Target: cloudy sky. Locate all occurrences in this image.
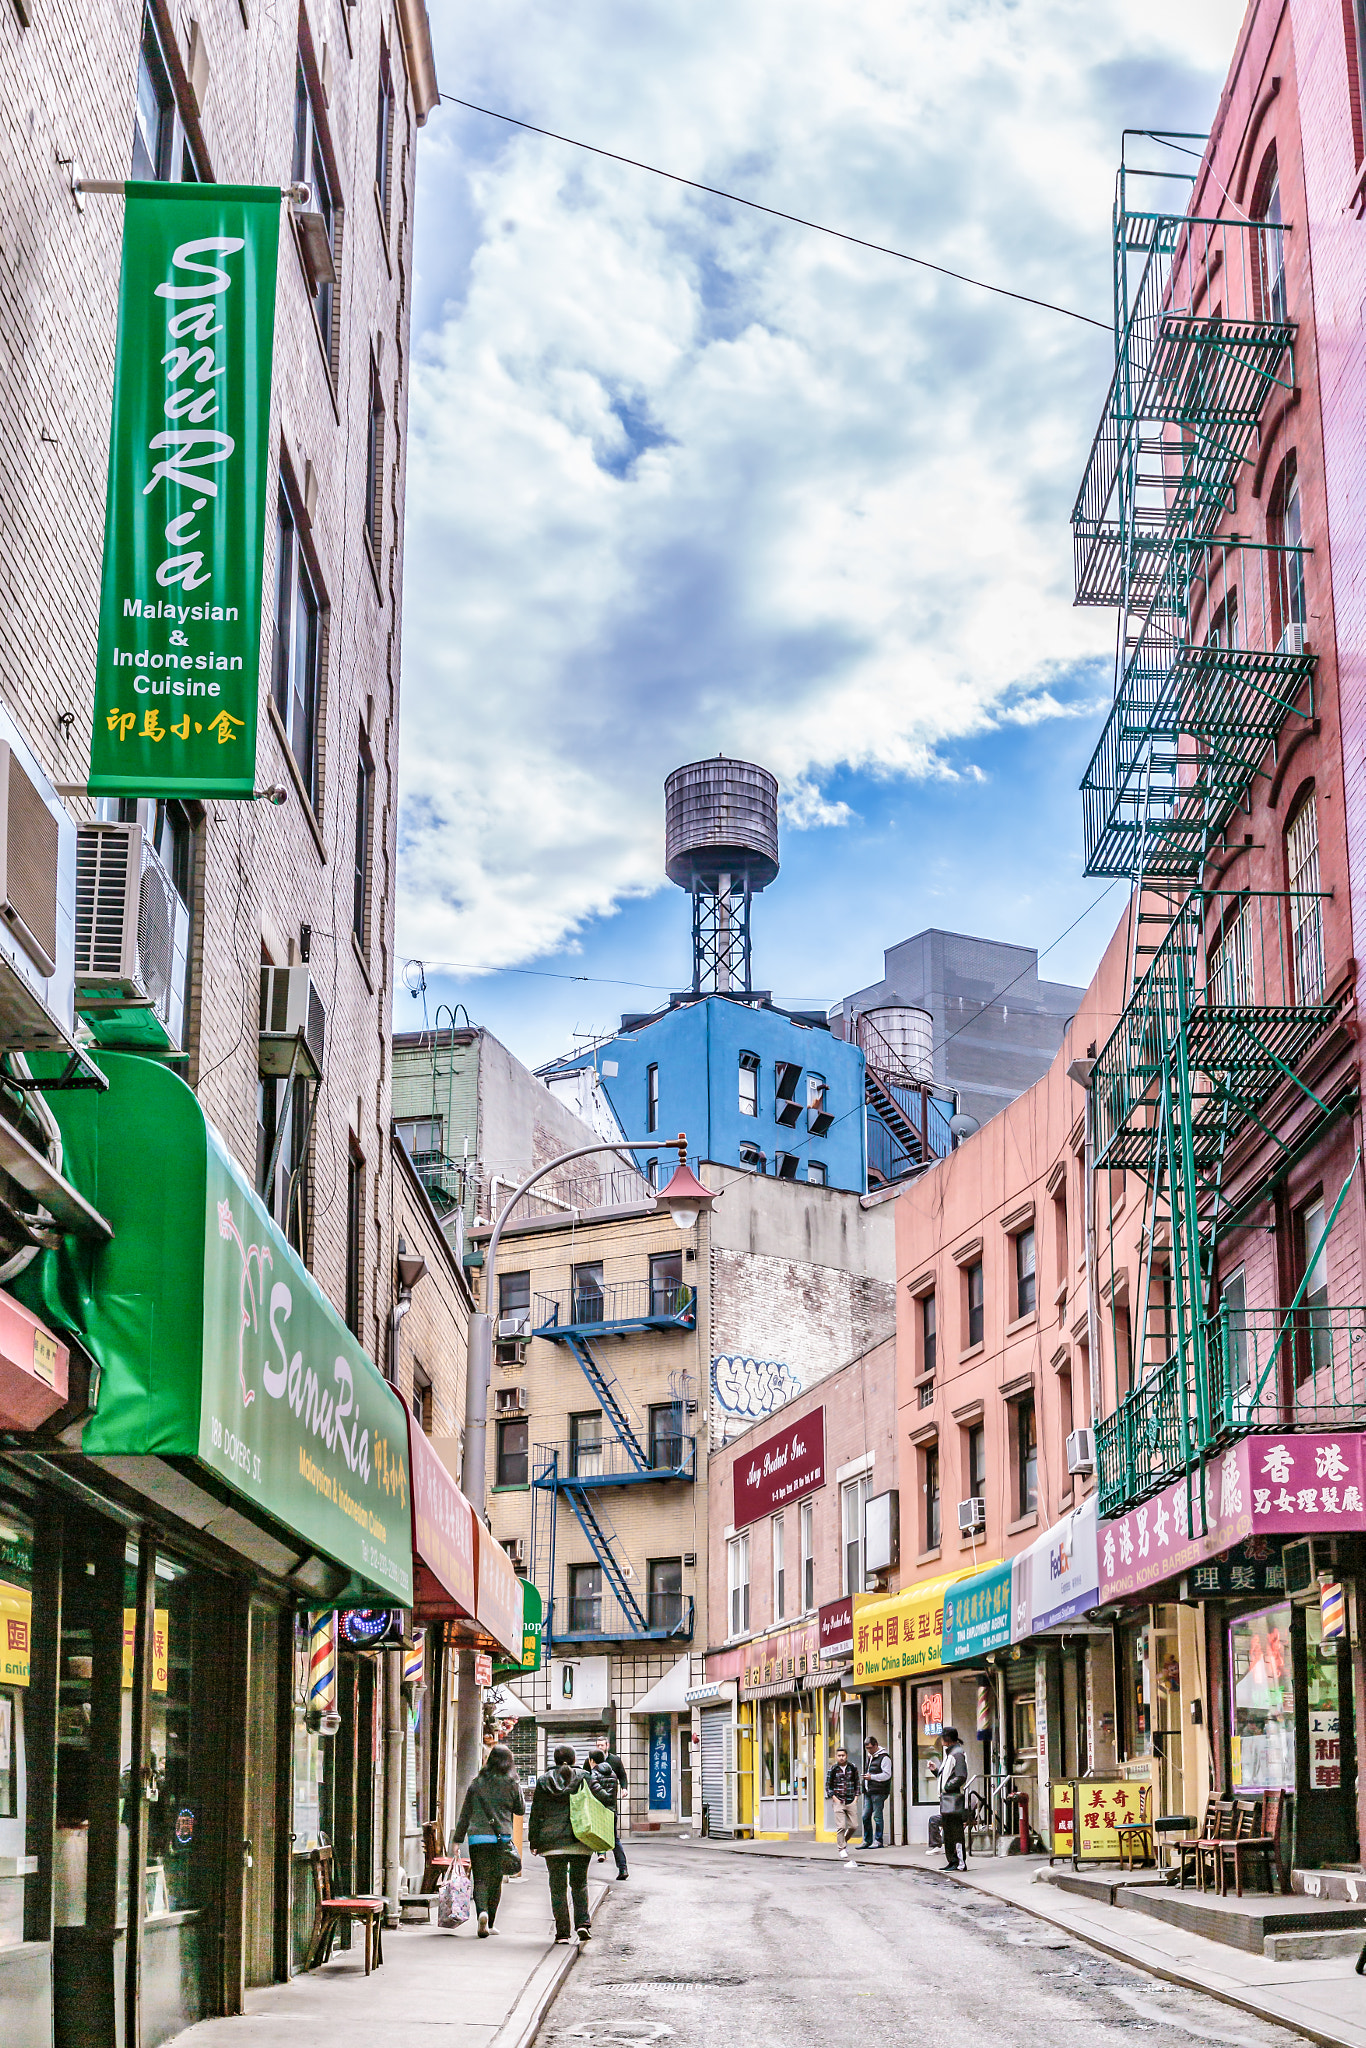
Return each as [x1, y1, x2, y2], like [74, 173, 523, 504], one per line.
[396, 0, 1246, 1066]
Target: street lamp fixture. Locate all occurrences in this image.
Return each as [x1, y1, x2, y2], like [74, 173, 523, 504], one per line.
[656, 1133, 715, 1230]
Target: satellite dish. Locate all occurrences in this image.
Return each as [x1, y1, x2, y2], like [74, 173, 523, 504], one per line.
[949, 1112, 980, 1144]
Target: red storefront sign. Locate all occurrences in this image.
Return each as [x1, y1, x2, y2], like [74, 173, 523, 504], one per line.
[818, 1595, 853, 1658]
[732, 1407, 825, 1528]
[407, 1414, 476, 1622]
[475, 1522, 524, 1663]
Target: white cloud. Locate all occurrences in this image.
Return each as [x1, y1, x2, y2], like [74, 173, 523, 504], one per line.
[398, 0, 1241, 974]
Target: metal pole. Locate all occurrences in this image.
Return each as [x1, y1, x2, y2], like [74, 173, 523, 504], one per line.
[382, 1647, 404, 1927]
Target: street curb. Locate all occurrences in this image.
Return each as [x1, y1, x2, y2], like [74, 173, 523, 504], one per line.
[488, 1883, 614, 2048]
[939, 1867, 1354, 2048]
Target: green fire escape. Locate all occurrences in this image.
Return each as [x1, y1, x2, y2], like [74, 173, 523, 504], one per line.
[1073, 136, 1353, 1518]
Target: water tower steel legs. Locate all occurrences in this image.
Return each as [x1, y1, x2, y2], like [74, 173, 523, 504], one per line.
[691, 873, 753, 994]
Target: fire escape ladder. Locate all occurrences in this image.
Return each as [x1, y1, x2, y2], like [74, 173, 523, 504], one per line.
[565, 1334, 650, 1471]
[560, 1483, 648, 1630]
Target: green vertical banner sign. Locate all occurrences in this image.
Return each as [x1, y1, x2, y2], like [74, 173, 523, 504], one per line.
[90, 183, 281, 799]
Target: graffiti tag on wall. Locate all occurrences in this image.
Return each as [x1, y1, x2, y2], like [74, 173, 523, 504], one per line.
[711, 1355, 802, 1422]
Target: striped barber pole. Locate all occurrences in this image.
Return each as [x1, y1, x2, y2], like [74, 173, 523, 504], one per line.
[1321, 1580, 1347, 1641]
[404, 1631, 426, 1687]
[306, 1611, 337, 1714]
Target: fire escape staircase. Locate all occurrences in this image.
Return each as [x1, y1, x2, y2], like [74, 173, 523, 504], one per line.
[853, 1010, 949, 1182]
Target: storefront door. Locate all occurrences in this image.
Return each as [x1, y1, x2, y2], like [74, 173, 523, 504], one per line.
[244, 1604, 281, 1988]
[758, 1697, 802, 1832]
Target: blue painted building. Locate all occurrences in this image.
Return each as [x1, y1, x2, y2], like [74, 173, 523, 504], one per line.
[543, 995, 870, 1192]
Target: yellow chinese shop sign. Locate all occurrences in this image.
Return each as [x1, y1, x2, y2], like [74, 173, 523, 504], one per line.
[1053, 1779, 1152, 1861]
[1, 1581, 28, 1685]
[851, 1567, 990, 1686]
[122, 1609, 169, 1693]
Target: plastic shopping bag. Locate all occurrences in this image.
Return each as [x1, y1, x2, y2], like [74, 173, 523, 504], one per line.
[570, 1781, 615, 1853]
[437, 1869, 474, 1928]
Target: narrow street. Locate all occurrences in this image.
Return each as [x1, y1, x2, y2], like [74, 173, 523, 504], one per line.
[545, 1844, 1306, 2048]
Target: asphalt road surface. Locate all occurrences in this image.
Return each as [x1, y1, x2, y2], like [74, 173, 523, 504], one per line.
[543, 1842, 1308, 2048]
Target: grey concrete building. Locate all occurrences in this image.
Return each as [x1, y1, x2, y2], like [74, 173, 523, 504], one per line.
[836, 929, 1085, 1132]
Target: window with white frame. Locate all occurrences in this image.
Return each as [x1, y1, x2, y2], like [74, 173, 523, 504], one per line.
[272, 490, 322, 803]
[772, 1514, 785, 1622]
[727, 1532, 750, 1637]
[1287, 793, 1325, 1004]
[738, 1050, 759, 1117]
[1208, 898, 1255, 1009]
[800, 1499, 814, 1611]
[841, 1475, 867, 1596]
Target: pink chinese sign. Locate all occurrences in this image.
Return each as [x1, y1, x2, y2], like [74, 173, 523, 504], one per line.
[1098, 1432, 1366, 1604]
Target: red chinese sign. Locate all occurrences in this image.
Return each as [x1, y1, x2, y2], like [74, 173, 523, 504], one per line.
[732, 1408, 825, 1529]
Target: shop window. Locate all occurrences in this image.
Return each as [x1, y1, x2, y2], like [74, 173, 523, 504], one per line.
[1011, 1693, 1036, 1767]
[799, 1500, 814, 1612]
[496, 1418, 529, 1488]
[738, 1050, 759, 1117]
[499, 1269, 531, 1318]
[841, 1475, 866, 1595]
[1230, 1602, 1295, 1793]
[912, 1684, 944, 1804]
[150, 1550, 209, 1916]
[571, 1261, 604, 1323]
[923, 1441, 940, 1551]
[1287, 791, 1325, 1005]
[650, 1250, 683, 1317]
[727, 1533, 749, 1638]
[646, 1063, 659, 1133]
[569, 1412, 602, 1479]
[568, 1563, 602, 1634]
[1013, 1395, 1038, 1519]
[772, 1515, 785, 1621]
[966, 1260, 984, 1349]
[1015, 1227, 1036, 1318]
[0, 1502, 35, 1942]
[648, 1558, 683, 1632]
[1306, 1603, 1345, 1792]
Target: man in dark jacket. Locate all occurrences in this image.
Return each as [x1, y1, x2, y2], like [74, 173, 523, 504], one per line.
[938, 1726, 969, 1871]
[528, 1745, 593, 1943]
[825, 1747, 860, 1856]
[590, 1732, 629, 1880]
[862, 1735, 892, 1848]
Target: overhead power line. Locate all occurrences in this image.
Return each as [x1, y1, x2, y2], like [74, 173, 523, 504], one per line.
[438, 93, 1109, 332]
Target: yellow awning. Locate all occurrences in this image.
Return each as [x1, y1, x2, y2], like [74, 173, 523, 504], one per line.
[851, 1564, 1001, 1688]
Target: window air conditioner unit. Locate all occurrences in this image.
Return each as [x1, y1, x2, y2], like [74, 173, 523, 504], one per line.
[503, 1535, 526, 1567]
[498, 1314, 531, 1340]
[1066, 1426, 1096, 1476]
[74, 823, 189, 1052]
[1283, 1536, 1339, 1597]
[494, 1386, 527, 1415]
[0, 729, 76, 1050]
[259, 964, 325, 1081]
[958, 1497, 986, 1535]
[1277, 623, 1307, 658]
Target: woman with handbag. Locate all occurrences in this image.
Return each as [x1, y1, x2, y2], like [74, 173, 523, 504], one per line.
[528, 1744, 595, 1944]
[452, 1743, 525, 1938]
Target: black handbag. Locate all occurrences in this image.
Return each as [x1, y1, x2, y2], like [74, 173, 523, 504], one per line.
[500, 1843, 522, 1878]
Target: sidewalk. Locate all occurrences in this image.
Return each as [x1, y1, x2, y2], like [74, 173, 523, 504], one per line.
[699, 1836, 1366, 2048]
[170, 1866, 610, 2048]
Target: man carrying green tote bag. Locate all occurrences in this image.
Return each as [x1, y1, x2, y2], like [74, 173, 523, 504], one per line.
[529, 1745, 599, 1943]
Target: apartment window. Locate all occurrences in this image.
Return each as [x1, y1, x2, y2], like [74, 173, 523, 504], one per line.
[345, 1148, 363, 1336]
[496, 1417, 529, 1488]
[352, 734, 373, 949]
[738, 1143, 765, 1174]
[293, 57, 339, 350]
[646, 1063, 659, 1133]
[499, 1270, 531, 1318]
[967, 1422, 986, 1501]
[375, 38, 396, 224]
[1349, 2, 1366, 160]
[1015, 1228, 1036, 1318]
[257, 1071, 311, 1256]
[131, 7, 201, 181]
[1268, 453, 1306, 649]
[1014, 1395, 1038, 1519]
[396, 1118, 442, 1159]
[807, 1159, 827, 1186]
[411, 1364, 433, 1433]
[806, 1073, 832, 1134]
[649, 1400, 685, 1470]
[799, 1500, 814, 1612]
[1254, 152, 1287, 327]
[966, 1260, 984, 1349]
[646, 1156, 658, 1189]
[1297, 1195, 1331, 1384]
[365, 357, 385, 561]
[568, 1562, 602, 1634]
[650, 1250, 683, 1317]
[1287, 792, 1325, 1004]
[842, 1475, 867, 1596]
[1208, 897, 1255, 1009]
[1208, 589, 1240, 650]
[648, 1558, 684, 1632]
[572, 1261, 604, 1322]
[727, 1533, 750, 1637]
[1059, 1372, 1074, 1457]
[272, 491, 322, 804]
[738, 1050, 759, 1116]
[1220, 1265, 1250, 1396]
[923, 1441, 941, 1551]
[922, 1293, 937, 1377]
[569, 1411, 603, 1479]
[771, 1515, 786, 1622]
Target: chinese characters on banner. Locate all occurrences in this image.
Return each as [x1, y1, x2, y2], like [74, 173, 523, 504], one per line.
[1311, 1710, 1342, 1790]
[1098, 1434, 1365, 1604]
[121, 1608, 169, 1692]
[852, 1569, 985, 1684]
[942, 1561, 1013, 1662]
[649, 1715, 672, 1811]
[91, 184, 281, 798]
[740, 1619, 818, 1696]
[1052, 1780, 1151, 1862]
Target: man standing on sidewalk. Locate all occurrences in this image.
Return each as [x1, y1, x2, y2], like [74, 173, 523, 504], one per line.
[591, 1732, 630, 1881]
[825, 1746, 860, 1858]
[939, 1725, 969, 1871]
[861, 1735, 892, 1848]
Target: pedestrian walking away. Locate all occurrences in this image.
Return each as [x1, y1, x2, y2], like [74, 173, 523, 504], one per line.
[590, 1731, 630, 1880]
[452, 1742, 525, 1938]
[938, 1725, 969, 1872]
[825, 1746, 861, 1856]
[862, 1735, 892, 1847]
[529, 1743, 595, 1944]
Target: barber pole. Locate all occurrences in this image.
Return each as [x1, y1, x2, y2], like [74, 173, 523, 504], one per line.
[404, 1631, 426, 1687]
[306, 1610, 336, 1715]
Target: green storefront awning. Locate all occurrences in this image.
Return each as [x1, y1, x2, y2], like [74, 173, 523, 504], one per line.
[14, 1053, 412, 1607]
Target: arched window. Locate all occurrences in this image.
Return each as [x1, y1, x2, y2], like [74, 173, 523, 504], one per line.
[1267, 452, 1306, 651]
[1208, 589, 1240, 649]
[1347, 2, 1366, 164]
[1286, 789, 1325, 1004]
[1252, 149, 1286, 327]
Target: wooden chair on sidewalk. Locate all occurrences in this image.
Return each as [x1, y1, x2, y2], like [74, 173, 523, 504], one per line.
[420, 1820, 455, 1894]
[1176, 1798, 1222, 1890]
[305, 1844, 385, 1974]
[1218, 1789, 1285, 1898]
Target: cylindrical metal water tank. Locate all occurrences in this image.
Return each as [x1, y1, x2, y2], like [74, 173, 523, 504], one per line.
[665, 758, 780, 892]
[864, 1005, 934, 1083]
